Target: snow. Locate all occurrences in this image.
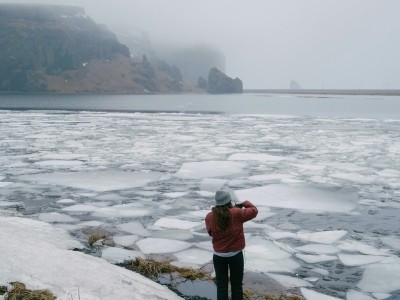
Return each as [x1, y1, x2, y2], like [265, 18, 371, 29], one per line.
[0, 215, 182, 299]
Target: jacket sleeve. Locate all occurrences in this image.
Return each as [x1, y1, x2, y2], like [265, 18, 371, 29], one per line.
[205, 213, 213, 236]
[238, 200, 258, 222]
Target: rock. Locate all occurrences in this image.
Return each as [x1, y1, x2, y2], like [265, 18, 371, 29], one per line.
[197, 76, 207, 90]
[207, 67, 243, 94]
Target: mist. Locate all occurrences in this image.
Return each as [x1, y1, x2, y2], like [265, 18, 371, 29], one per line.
[2, 0, 400, 89]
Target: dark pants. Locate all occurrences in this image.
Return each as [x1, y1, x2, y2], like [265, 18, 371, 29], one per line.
[213, 251, 244, 300]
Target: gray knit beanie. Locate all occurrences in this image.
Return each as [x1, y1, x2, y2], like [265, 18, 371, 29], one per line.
[215, 190, 231, 206]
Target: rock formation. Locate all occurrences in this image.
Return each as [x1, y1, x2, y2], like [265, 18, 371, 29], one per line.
[0, 4, 192, 93]
[207, 68, 243, 94]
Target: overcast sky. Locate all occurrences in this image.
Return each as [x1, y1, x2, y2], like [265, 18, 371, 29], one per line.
[3, 0, 400, 89]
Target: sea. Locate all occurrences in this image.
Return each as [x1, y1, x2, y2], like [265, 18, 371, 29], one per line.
[0, 92, 399, 299]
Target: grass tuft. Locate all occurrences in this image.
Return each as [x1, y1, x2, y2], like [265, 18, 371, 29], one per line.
[4, 282, 56, 300]
[128, 257, 211, 280]
[88, 233, 106, 247]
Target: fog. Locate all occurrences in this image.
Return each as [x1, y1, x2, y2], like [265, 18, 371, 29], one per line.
[2, 0, 400, 89]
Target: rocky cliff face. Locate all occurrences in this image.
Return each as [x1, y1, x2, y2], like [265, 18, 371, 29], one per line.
[207, 68, 243, 94]
[0, 4, 191, 93]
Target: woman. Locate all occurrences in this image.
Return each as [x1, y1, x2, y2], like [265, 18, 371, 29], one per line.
[205, 190, 258, 300]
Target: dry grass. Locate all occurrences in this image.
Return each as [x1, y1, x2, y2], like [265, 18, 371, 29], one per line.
[4, 282, 56, 300]
[88, 233, 107, 247]
[128, 257, 212, 281]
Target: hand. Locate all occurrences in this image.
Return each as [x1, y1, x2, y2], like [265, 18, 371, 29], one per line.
[234, 202, 244, 208]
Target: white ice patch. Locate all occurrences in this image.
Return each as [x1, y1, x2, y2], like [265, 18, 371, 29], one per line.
[20, 171, 160, 192]
[92, 204, 151, 218]
[380, 236, 400, 251]
[297, 230, 347, 244]
[101, 247, 144, 264]
[296, 254, 337, 264]
[228, 153, 286, 162]
[118, 222, 151, 237]
[372, 293, 391, 300]
[62, 204, 99, 212]
[136, 238, 191, 254]
[245, 237, 299, 273]
[0, 201, 23, 208]
[248, 173, 294, 182]
[357, 262, 400, 293]
[175, 161, 245, 179]
[346, 289, 375, 300]
[38, 212, 76, 223]
[235, 184, 357, 213]
[33, 160, 84, 167]
[268, 274, 312, 288]
[336, 240, 391, 256]
[301, 288, 342, 300]
[151, 230, 194, 241]
[154, 218, 202, 230]
[330, 173, 377, 185]
[174, 248, 212, 265]
[295, 244, 339, 254]
[0, 182, 13, 188]
[200, 178, 227, 192]
[113, 235, 139, 247]
[338, 254, 389, 266]
[57, 199, 77, 204]
[38, 153, 86, 160]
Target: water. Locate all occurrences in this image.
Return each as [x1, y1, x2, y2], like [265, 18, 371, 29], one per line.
[1, 93, 400, 299]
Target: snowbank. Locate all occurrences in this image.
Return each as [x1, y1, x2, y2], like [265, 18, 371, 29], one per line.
[0, 215, 182, 300]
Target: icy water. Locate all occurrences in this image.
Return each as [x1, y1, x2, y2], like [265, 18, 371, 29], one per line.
[1, 93, 400, 299]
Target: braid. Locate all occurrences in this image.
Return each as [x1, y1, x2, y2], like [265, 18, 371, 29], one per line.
[212, 203, 232, 231]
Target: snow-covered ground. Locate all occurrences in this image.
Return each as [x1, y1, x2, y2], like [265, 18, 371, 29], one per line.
[1, 110, 400, 300]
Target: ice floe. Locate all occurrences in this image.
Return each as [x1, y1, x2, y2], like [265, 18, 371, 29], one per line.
[136, 238, 192, 254]
[118, 221, 151, 237]
[268, 274, 312, 288]
[295, 244, 340, 254]
[174, 248, 212, 266]
[235, 184, 358, 213]
[228, 153, 286, 162]
[300, 288, 342, 300]
[357, 262, 400, 294]
[175, 161, 246, 179]
[101, 247, 144, 264]
[113, 235, 139, 247]
[20, 170, 161, 192]
[154, 217, 202, 230]
[346, 289, 375, 300]
[38, 212, 76, 223]
[296, 254, 337, 264]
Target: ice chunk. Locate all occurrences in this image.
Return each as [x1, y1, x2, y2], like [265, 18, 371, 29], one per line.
[151, 230, 194, 241]
[380, 236, 400, 251]
[266, 231, 298, 240]
[295, 244, 339, 254]
[357, 263, 400, 293]
[79, 220, 104, 227]
[235, 184, 357, 213]
[346, 290, 375, 300]
[154, 218, 202, 230]
[174, 249, 212, 265]
[372, 293, 391, 299]
[92, 204, 151, 218]
[113, 235, 139, 247]
[164, 192, 188, 198]
[337, 240, 391, 256]
[248, 173, 294, 182]
[228, 153, 285, 162]
[200, 178, 227, 192]
[338, 254, 388, 266]
[268, 274, 312, 288]
[297, 230, 347, 244]
[33, 160, 83, 167]
[20, 170, 160, 192]
[57, 199, 77, 204]
[245, 237, 299, 273]
[296, 254, 337, 264]
[119, 222, 151, 237]
[175, 161, 245, 179]
[101, 247, 144, 264]
[0, 201, 23, 208]
[62, 204, 99, 212]
[311, 268, 329, 276]
[38, 212, 76, 223]
[301, 288, 342, 300]
[136, 238, 191, 254]
[0, 182, 13, 188]
[330, 173, 377, 185]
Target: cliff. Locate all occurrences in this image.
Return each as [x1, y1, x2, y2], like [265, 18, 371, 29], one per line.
[0, 4, 192, 93]
[207, 67, 243, 94]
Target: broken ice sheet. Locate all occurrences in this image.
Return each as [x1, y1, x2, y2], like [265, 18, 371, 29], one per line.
[300, 288, 342, 300]
[338, 254, 388, 266]
[38, 212, 76, 223]
[295, 244, 339, 254]
[101, 247, 144, 264]
[154, 217, 202, 230]
[20, 170, 161, 192]
[234, 184, 358, 213]
[296, 254, 337, 264]
[174, 248, 212, 266]
[136, 238, 192, 254]
[175, 161, 246, 179]
[268, 274, 312, 288]
[113, 235, 139, 247]
[357, 262, 400, 294]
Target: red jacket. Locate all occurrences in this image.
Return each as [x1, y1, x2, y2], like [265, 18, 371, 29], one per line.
[205, 200, 258, 253]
